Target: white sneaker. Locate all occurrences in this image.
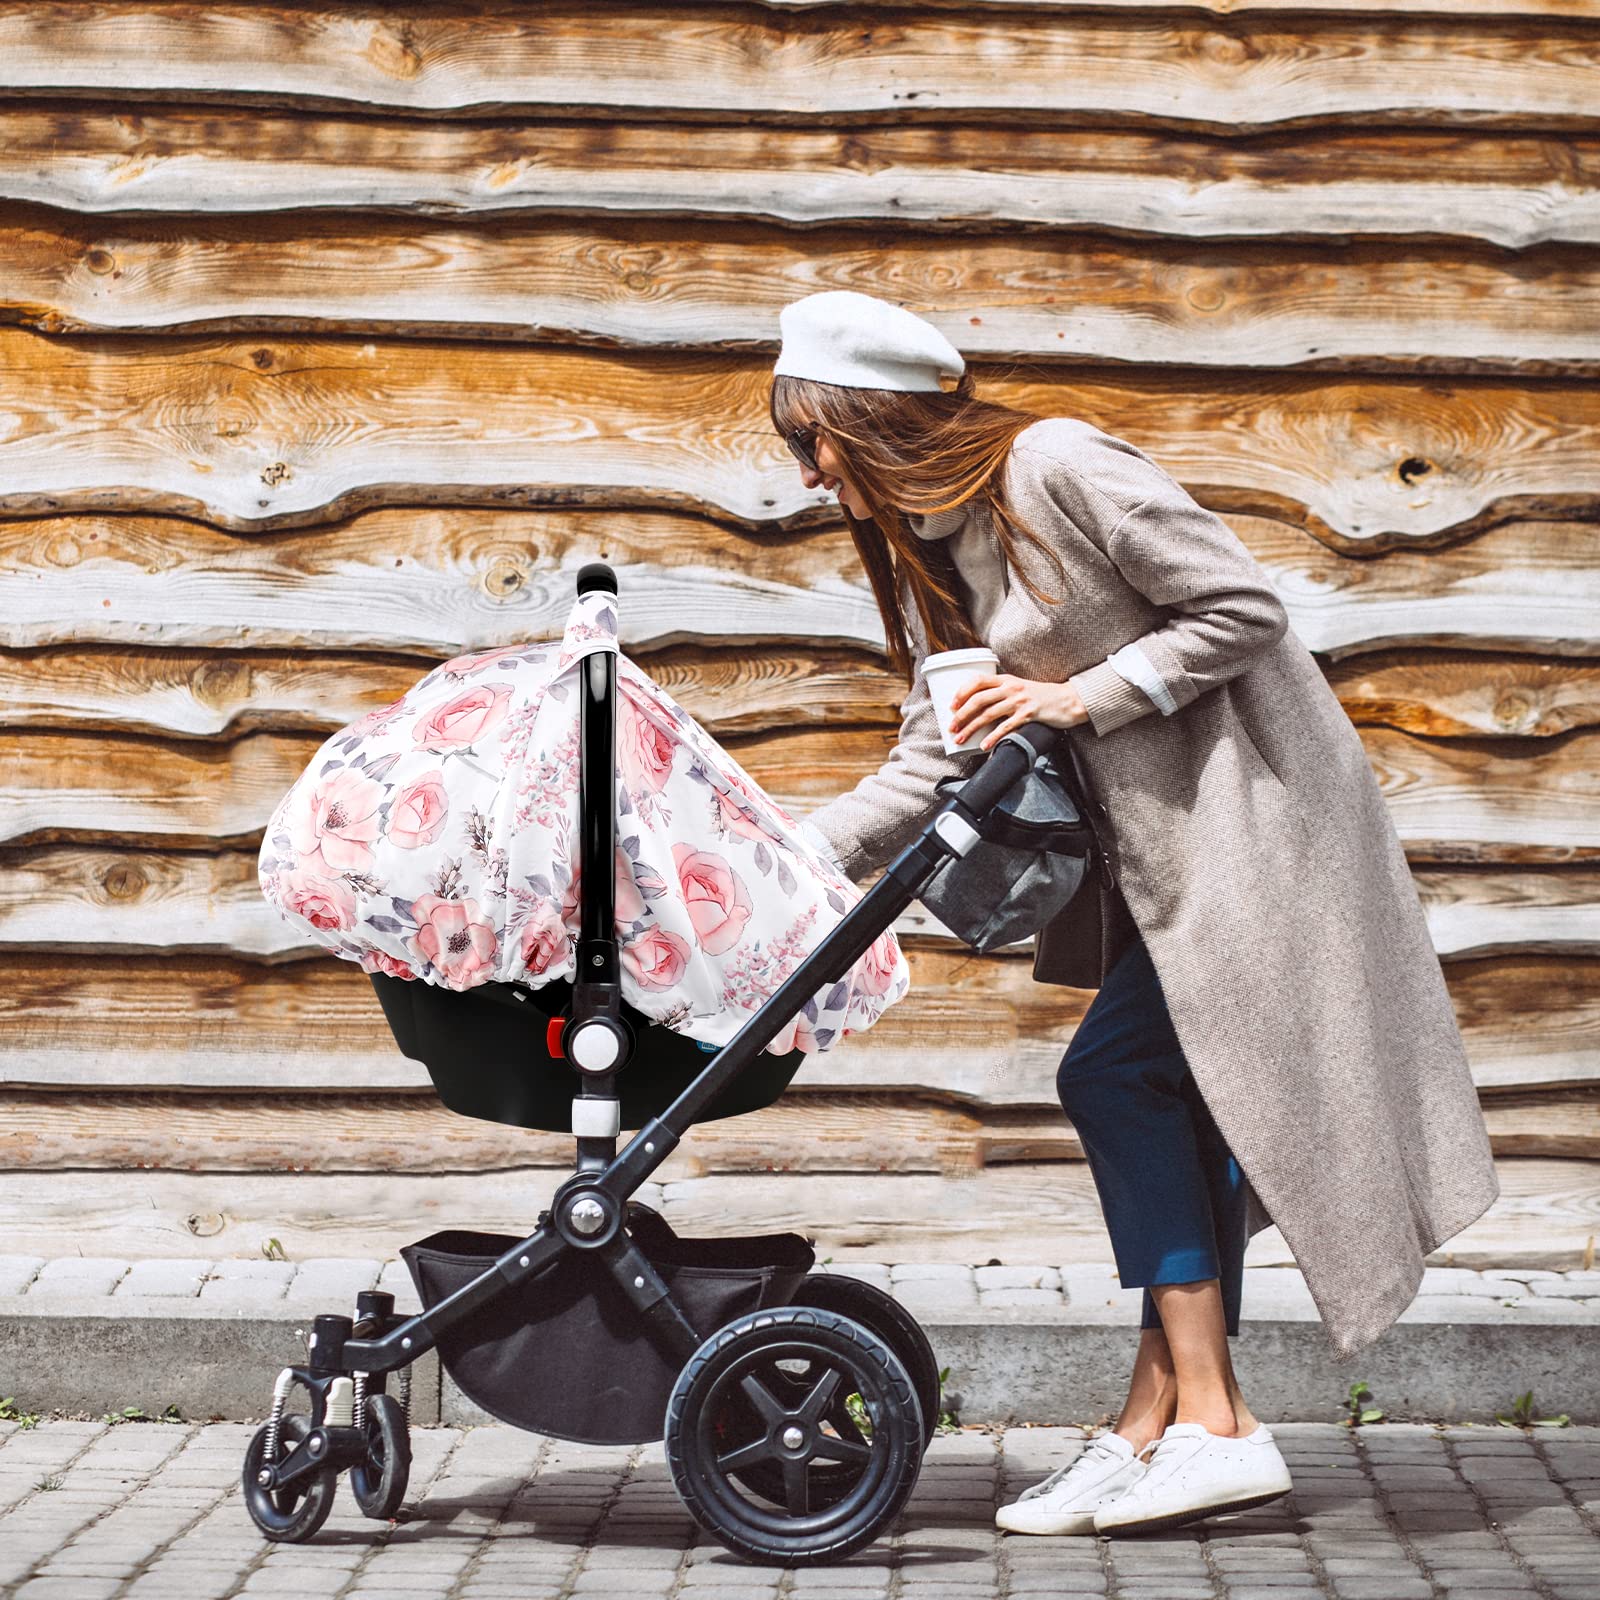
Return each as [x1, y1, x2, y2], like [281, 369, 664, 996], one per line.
[995, 1431, 1147, 1535]
[1092, 1422, 1292, 1535]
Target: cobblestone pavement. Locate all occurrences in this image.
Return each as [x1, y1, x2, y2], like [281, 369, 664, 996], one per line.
[0, 1420, 1595, 1600]
[4, 1256, 1599, 1323]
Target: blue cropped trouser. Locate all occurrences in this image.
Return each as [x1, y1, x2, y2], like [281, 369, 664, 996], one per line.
[1055, 928, 1249, 1336]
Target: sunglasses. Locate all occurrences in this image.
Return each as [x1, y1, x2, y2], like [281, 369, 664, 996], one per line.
[783, 424, 822, 475]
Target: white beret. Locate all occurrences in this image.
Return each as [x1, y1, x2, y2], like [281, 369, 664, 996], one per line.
[774, 290, 965, 392]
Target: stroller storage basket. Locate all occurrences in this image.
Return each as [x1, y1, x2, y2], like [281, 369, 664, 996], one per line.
[402, 1216, 814, 1444]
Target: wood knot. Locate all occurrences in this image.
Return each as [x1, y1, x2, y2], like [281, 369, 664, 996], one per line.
[1397, 457, 1433, 486]
[193, 657, 248, 706]
[840, 135, 878, 172]
[1493, 693, 1533, 729]
[260, 462, 292, 487]
[101, 862, 148, 901]
[251, 347, 275, 370]
[483, 556, 530, 599]
[83, 248, 116, 276]
[365, 23, 423, 80]
[185, 1213, 225, 1237]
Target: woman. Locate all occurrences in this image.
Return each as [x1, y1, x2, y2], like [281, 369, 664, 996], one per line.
[771, 290, 1499, 1537]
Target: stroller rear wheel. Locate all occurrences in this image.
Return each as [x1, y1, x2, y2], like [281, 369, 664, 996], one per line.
[713, 1276, 941, 1513]
[788, 1274, 942, 1453]
[665, 1306, 923, 1566]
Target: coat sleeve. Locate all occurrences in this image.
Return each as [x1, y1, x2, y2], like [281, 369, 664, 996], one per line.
[796, 602, 978, 882]
[1024, 433, 1291, 739]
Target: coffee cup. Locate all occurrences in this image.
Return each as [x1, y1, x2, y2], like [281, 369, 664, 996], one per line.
[921, 646, 1000, 756]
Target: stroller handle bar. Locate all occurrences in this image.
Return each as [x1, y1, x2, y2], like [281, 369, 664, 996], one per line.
[340, 717, 1058, 1376]
[576, 560, 618, 596]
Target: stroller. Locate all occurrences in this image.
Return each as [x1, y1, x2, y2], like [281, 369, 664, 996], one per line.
[242, 562, 1082, 1565]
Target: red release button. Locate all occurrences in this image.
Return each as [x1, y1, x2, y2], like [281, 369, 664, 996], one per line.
[546, 1017, 565, 1058]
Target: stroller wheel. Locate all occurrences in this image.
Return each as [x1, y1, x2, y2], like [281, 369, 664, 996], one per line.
[350, 1393, 411, 1521]
[241, 1412, 336, 1543]
[787, 1274, 942, 1454]
[711, 1277, 941, 1512]
[665, 1306, 923, 1566]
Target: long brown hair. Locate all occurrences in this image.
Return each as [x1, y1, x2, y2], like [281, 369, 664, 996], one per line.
[769, 371, 1070, 683]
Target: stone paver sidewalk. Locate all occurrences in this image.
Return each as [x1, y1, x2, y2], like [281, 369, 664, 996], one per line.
[0, 1419, 1595, 1600]
[5, 1257, 1599, 1320]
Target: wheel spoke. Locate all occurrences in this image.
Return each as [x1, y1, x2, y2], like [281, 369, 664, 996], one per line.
[781, 1454, 811, 1516]
[738, 1372, 787, 1427]
[716, 1437, 776, 1474]
[826, 1397, 864, 1440]
[812, 1432, 872, 1465]
[797, 1365, 843, 1424]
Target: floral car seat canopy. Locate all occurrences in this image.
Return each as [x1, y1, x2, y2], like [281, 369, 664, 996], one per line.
[258, 588, 910, 1055]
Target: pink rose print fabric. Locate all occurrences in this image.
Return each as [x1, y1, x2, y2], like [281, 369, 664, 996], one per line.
[259, 588, 911, 1054]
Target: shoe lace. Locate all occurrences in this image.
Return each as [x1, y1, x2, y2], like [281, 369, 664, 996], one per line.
[1133, 1430, 1201, 1490]
[1020, 1436, 1125, 1500]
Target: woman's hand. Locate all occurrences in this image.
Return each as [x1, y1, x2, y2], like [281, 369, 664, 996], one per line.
[948, 674, 1089, 750]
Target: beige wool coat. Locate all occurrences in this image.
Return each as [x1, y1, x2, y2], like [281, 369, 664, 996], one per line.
[801, 416, 1499, 1360]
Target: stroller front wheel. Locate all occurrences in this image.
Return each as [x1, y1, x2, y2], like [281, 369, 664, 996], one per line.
[350, 1393, 412, 1521]
[665, 1306, 923, 1566]
[241, 1413, 336, 1543]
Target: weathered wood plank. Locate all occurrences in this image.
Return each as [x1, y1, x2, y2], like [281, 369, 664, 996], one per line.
[669, 1159, 1600, 1269]
[758, 0, 1600, 15]
[0, 1157, 1589, 1267]
[1367, 727, 1600, 861]
[3, 110, 1599, 250]
[0, 1089, 1012, 1178]
[1448, 954, 1600, 1093]
[2, 6, 1595, 129]
[7, 513, 1600, 662]
[0, 641, 899, 740]
[1242, 519, 1600, 657]
[0, 1165, 1113, 1262]
[1327, 649, 1600, 738]
[978, 1096, 1600, 1164]
[1, 729, 312, 849]
[5, 639, 1599, 747]
[6, 847, 1598, 963]
[10, 209, 1600, 376]
[7, 723, 1598, 857]
[4, 333, 1600, 543]
[6, 1088, 1591, 1173]
[1473, 1092, 1600, 1160]
[2, 953, 1594, 1099]
[0, 507, 884, 656]
[1412, 868, 1600, 958]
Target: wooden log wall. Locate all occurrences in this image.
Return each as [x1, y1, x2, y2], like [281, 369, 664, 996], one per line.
[1, 1, 1598, 1267]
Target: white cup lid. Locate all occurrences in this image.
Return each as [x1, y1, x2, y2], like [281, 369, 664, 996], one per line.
[922, 647, 998, 672]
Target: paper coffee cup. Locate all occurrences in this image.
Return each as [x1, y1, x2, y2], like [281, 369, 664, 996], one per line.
[922, 647, 1000, 756]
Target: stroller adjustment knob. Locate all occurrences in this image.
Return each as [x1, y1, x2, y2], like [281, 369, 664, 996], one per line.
[569, 1197, 607, 1235]
[565, 1016, 628, 1073]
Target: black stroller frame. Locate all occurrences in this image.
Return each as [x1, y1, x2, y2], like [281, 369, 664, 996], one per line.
[242, 562, 1078, 1566]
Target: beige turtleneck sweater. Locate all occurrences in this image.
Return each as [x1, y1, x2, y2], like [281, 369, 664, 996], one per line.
[904, 499, 1012, 638]
[903, 495, 1158, 719]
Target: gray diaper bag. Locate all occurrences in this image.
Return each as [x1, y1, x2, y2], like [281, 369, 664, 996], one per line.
[918, 737, 1099, 953]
